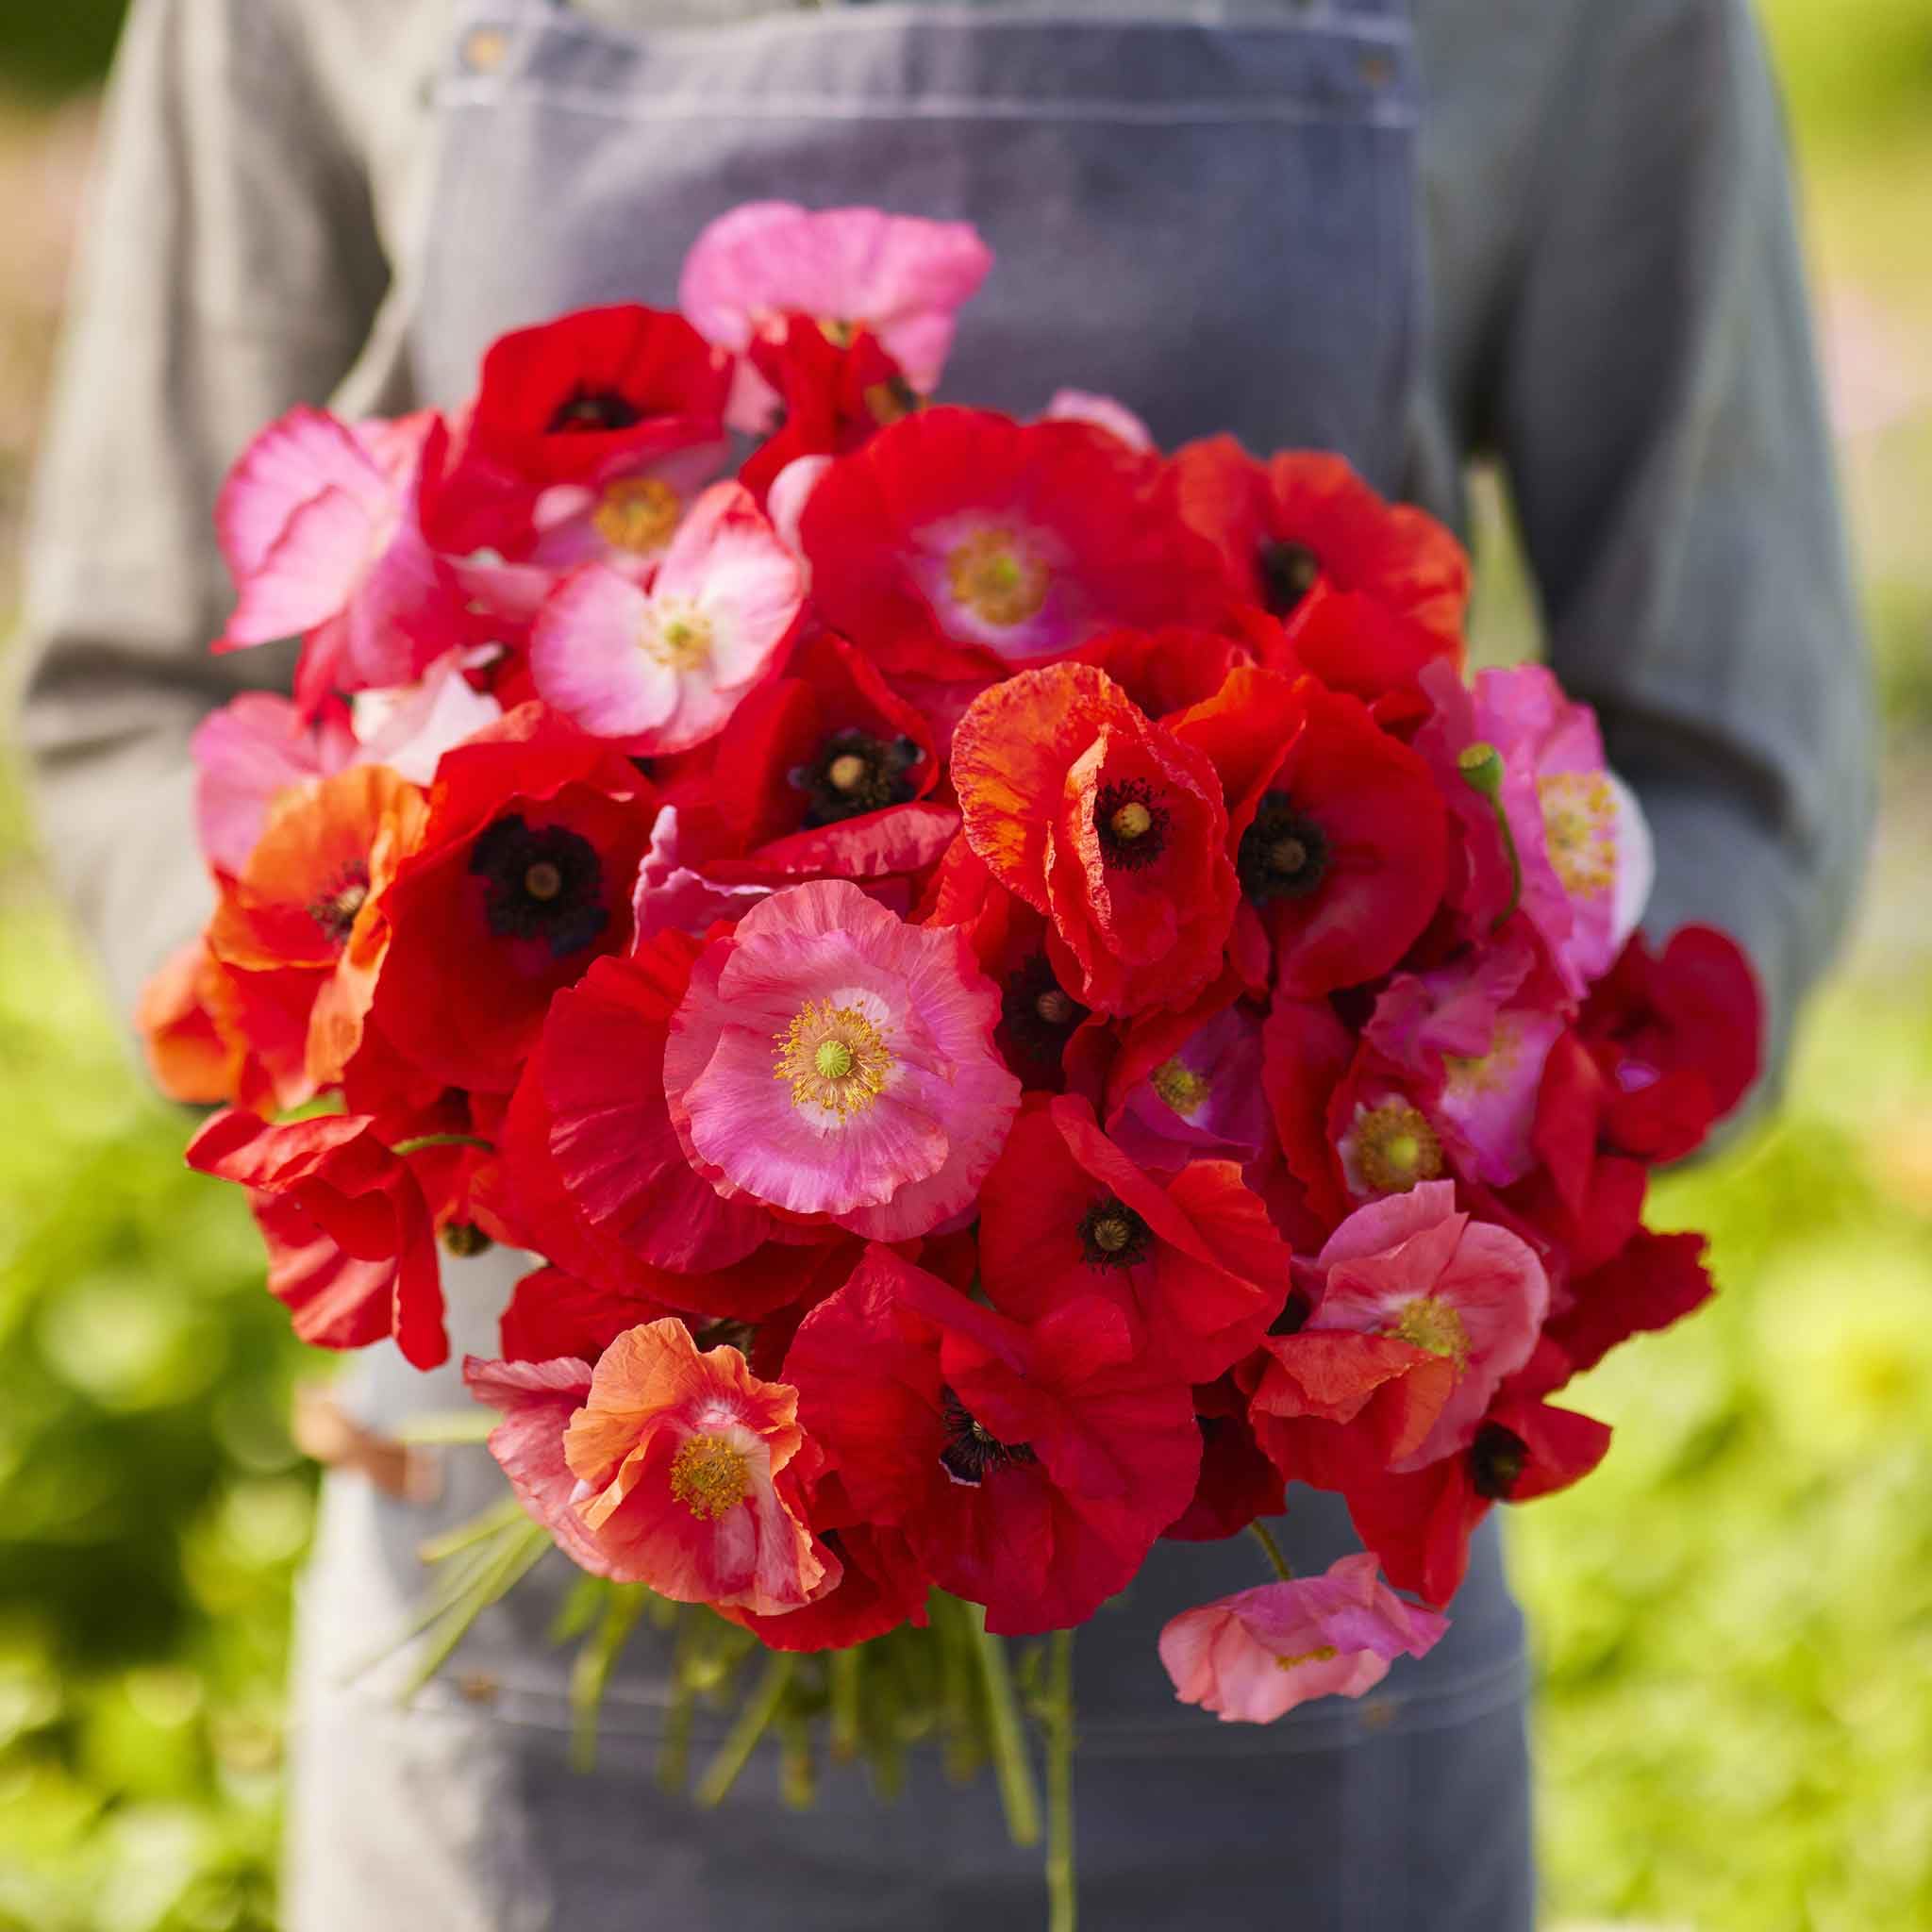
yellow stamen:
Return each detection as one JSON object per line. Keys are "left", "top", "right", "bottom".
{"left": 1109, "top": 801, "right": 1154, "bottom": 842}
{"left": 1353, "top": 1102, "right": 1444, "bottom": 1195}
{"left": 1538, "top": 772, "right": 1617, "bottom": 898}
{"left": 946, "top": 527, "right": 1049, "bottom": 628}
{"left": 669, "top": 1433, "right": 751, "bottom": 1521}
{"left": 1151, "top": 1057, "right": 1213, "bottom": 1119}
{"left": 1390, "top": 1295, "right": 1471, "bottom": 1368}
{"left": 592, "top": 475, "right": 683, "bottom": 555}
{"left": 1274, "top": 1645, "right": 1341, "bottom": 1673}
{"left": 643, "top": 603, "right": 713, "bottom": 673}
{"left": 774, "top": 999, "right": 895, "bottom": 1121}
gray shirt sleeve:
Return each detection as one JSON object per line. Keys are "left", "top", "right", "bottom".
{"left": 1488, "top": 0, "right": 1874, "bottom": 1091}
{"left": 8, "top": 0, "right": 388, "bottom": 1021}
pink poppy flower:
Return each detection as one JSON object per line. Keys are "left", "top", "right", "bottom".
{"left": 1422, "top": 663, "right": 1653, "bottom": 995}
{"left": 213, "top": 407, "right": 465, "bottom": 713}
{"left": 192, "top": 693, "right": 358, "bottom": 876}
{"left": 529, "top": 481, "right": 804, "bottom": 754}
{"left": 1041, "top": 389, "right": 1157, "bottom": 451}
{"left": 1107, "top": 1002, "right": 1272, "bottom": 1175}
{"left": 518, "top": 440, "right": 732, "bottom": 575}
{"left": 1302, "top": 1181, "right": 1549, "bottom": 1470}
{"left": 1365, "top": 943, "right": 1565, "bottom": 1188}
{"left": 679, "top": 202, "right": 992, "bottom": 428}
{"left": 348, "top": 648, "right": 505, "bottom": 786}
{"left": 563, "top": 1318, "right": 834, "bottom": 1615}
{"left": 1158, "top": 1554, "right": 1448, "bottom": 1724}
{"left": 664, "top": 879, "right": 1022, "bottom": 1241}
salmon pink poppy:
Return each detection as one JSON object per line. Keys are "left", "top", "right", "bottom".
{"left": 530, "top": 482, "right": 804, "bottom": 755}
{"left": 953, "top": 662, "right": 1239, "bottom": 1016}
{"left": 1158, "top": 1554, "right": 1448, "bottom": 1724}
{"left": 1290, "top": 1182, "right": 1549, "bottom": 1472}
{"left": 214, "top": 408, "right": 466, "bottom": 714}
{"left": 679, "top": 202, "right": 991, "bottom": 426}
{"left": 560, "top": 1318, "right": 834, "bottom": 1616}
{"left": 799, "top": 409, "right": 1229, "bottom": 678}
{"left": 664, "top": 880, "right": 1021, "bottom": 1241}
{"left": 977, "top": 1095, "right": 1289, "bottom": 1385}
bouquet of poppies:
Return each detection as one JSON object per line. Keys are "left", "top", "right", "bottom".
{"left": 142, "top": 203, "right": 1761, "bottom": 1923}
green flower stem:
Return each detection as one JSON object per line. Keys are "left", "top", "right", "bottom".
{"left": 390, "top": 1132, "right": 495, "bottom": 1158}
{"left": 1249, "top": 1520, "right": 1294, "bottom": 1583}
{"left": 828, "top": 1645, "right": 863, "bottom": 1764}
{"left": 414, "top": 1495, "right": 526, "bottom": 1566}
{"left": 1044, "top": 1629, "right": 1078, "bottom": 1932}
{"left": 696, "top": 1651, "right": 796, "bottom": 1808}
{"left": 570, "top": 1586, "right": 648, "bottom": 1774}
{"left": 657, "top": 1612, "right": 705, "bottom": 1795}
{"left": 399, "top": 1521, "right": 550, "bottom": 1700}
{"left": 966, "top": 1600, "right": 1041, "bottom": 1848}
{"left": 1457, "top": 741, "right": 1525, "bottom": 929}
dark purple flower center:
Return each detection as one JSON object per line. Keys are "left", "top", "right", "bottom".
{"left": 1000, "top": 955, "right": 1089, "bottom": 1071}
{"left": 939, "top": 1387, "right": 1037, "bottom": 1488}
{"left": 308, "top": 860, "right": 372, "bottom": 949}
{"left": 1094, "top": 777, "right": 1171, "bottom": 871}
{"left": 791, "top": 729, "right": 924, "bottom": 827}
{"left": 1239, "top": 791, "right": 1330, "bottom": 904}
{"left": 1078, "top": 1195, "right": 1154, "bottom": 1271}
{"left": 547, "top": 387, "right": 643, "bottom": 434}
{"left": 1258, "top": 540, "right": 1322, "bottom": 618}
{"left": 1470, "top": 1424, "right": 1529, "bottom": 1501}
{"left": 469, "top": 815, "right": 608, "bottom": 958}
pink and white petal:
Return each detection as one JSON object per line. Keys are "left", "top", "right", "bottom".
{"left": 216, "top": 406, "right": 389, "bottom": 596}
{"left": 766, "top": 456, "right": 835, "bottom": 563}
{"left": 463, "top": 1354, "right": 616, "bottom": 1577}
{"left": 1606, "top": 771, "right": 1655, "bottom": 962}
{"left": 531, "top": 563, "right": 680, "bottom": 741}
{"left": 192, "top": 693, "right": 358, "bottom": 874}
{"left": 350, "top": 650, "right": 504, "bottom": 785}
{"left": 633, "top": 808, "right": 774, "bottom": 941}
{"left": 1042, "top": 390, "right": 1157, "bottom": 451}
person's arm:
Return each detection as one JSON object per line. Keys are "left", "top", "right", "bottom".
{"left": 1491, "top": 0, "right": 1873, "bottom": 1097}
{"left": 9, "top": 0, "right": 391, "bottom": 1022}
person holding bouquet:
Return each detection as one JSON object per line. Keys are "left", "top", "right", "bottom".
{"left": 16, "top": 1, "right": 1869, "bottom": 1926}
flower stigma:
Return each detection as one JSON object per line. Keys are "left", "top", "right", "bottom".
{"left": 1351, "top": 1101, "right": 1444, "bottom": 1195}
{"left": 643, "top": 602, "right": 713, "bottom": 672}
{"left": 669, "top": 1433, "right": 752, "bottom": 1521}
{"left": 774, "top": 999, "right": 895, "bottom": 1121}
{"left": 1152, "top": 1057, "right": 1213, "bottom": 1118}
{"left": 1390, "top": 1295, "right": 1471, "bottom": 1369}
{"left": 946, "top": 527, "right": 1049, "bottom": 628}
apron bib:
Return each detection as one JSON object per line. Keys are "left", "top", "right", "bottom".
{"left": 283, "top": 10, "right": 1531, "bottom": 1926}
{"left": 414, "top": 0, "right": 1423, "bottom": 489}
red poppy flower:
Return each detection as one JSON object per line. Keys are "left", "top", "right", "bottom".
{"left": 498, "top": 1264, "right": 679, "bottom": 1365}
{"left": 677, "top": 630, "right": 940, "bottom": 856}
{"left": 739, "top": 314, "right": 916, "bottom": 503}
{"left": 466, "top": 304, "right": 731, "bottom": 489}
{"left": 1163, "top": 1378, "right": 1288, "bottom": 1543}
{"left": 1543, "top": 1229, "right": 1714, "bottom": 1382}
{"left": 977, "top": 1096, "right": 1289, "bottom": 1384}
{"left": 798, "top": 408, "right": 1229, "bottom": 680}
{"left": 784, "top": 1245, "right": 1201, "bottom": 1634}
{"left": 1326, "top": 1390, "right": 1612, "bottom": 1607}
{"left": 1168, "top": 439, "right": 1469, "bottom": 652}
{"left": 1070, "top": 625, "right": 1254, "bottom": 723}
{"left": 953, "top": 662, "right": 1239, "bottom": 1016}
{"left": 204, "top": 763, "right": 429, "bottom": 1106}
{"left": 187, "top": 1109, "right": 445, "bottom": 1369}
{"left": 138, "top": 939, "right": 246, "bottom": 1106}
{"left": 1173, "top": 666, "right": 1447, "bottom": 997}
{"left": 370, "top": 704, "right": 656, "bottom": 1092}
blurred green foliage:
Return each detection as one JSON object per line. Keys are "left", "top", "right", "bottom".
{"left": 0, "top": 1, "right": 1927, "bottom": 1928}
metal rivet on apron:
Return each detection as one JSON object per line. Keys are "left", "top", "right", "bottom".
{"left": 1358, "top": 50, "right": 1396, "bottom": 91}
{"left": 462, "top": 25, "right": 514, "bottom": 75}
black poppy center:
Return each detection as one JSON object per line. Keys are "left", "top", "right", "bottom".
{"left": 938, "top": 1386, "right": 1038, "bottom": 1488}
{"left": 791, "top": 728, "right": 924, "bottom": 828}
{"left": 1078, "top": 1195, "right": 1154, "bottom": 1271}
{"left": 469, "top": 815, "right": 608, "bottom": 958}
{"left": 547, "top": 387, "right": 643, "bottom": 435}
{"left": 1258, "top": 540, "right": 1322, "bottom": 618}
{"left": 308, "top": 860, "right": 372, "bottom": 949}
{"left": 1239, "top": 791, "right": 1330, "bottom": 904}
{"left": 1470, "top": 1424, "right": 1529, "bottom": 1502}
{"left": 999, "top": 955, "right": 1089, "bottom": 1070}
{"left": 1093, "top": 777, "right": 1171, "bottom": 872}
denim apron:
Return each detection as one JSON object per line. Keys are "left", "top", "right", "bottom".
{"left": 284, "top": 6, "right": 1533, "bottom": 1926}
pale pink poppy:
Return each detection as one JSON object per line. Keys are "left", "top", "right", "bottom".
{"left": 348, "top": 648, "right": 504, "bottom": 786}
{"left": 191, "top": 693, "right": 358, "bottom": 876}
{"left": 520, "top": 440, "right": 731, "bottom": 575}
{"left": 1159, "top": 1555, "right": 1448, "bottom": 1724}
{"left": 1108, "top": 1004, "right": 1271, "bottom": 1175}
{"left": 679, "top": 202, "right": 992, "bottom": 429}
{"left": 631, "top": 806, "right": 775, "bottom": 942}
{"left": 529, "top": 481, "right": 804, "bottom": 755}
{"left": 1304, "top": 1181, "right": 1549, "bottom": 1470}
{"left": 213, "top": 407, "right": 465, "bottom": 711}
{"left": 664, "top": 879, "right": 1021, "bottom": 1241}
{"left": 765, "top": 455, "right": 835, "bottom": 564}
